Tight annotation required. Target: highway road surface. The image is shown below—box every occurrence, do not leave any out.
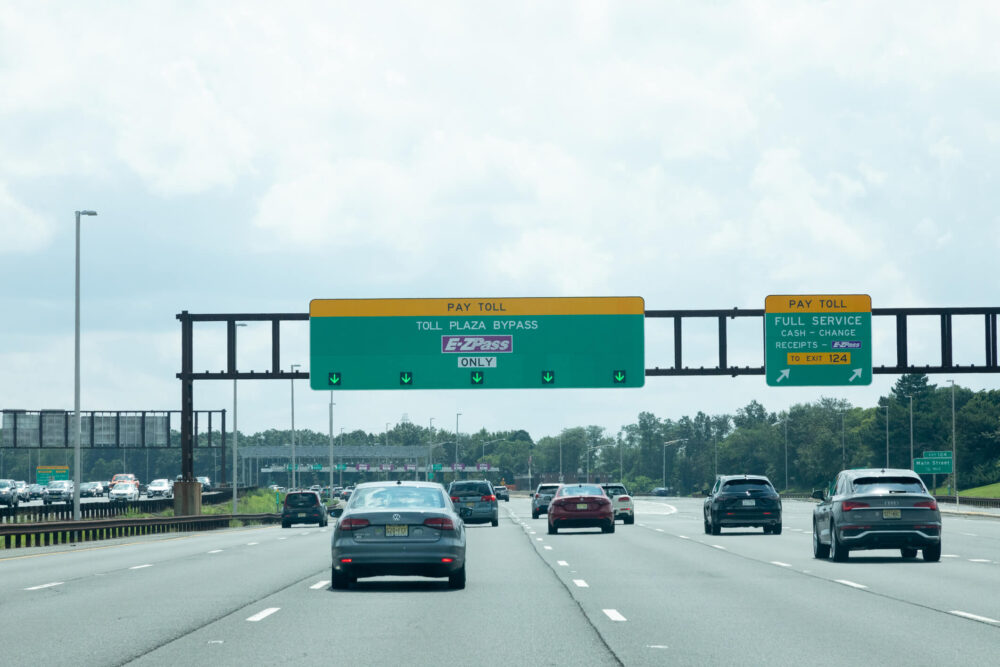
[2,497,998,666]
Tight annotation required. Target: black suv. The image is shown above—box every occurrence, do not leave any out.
[704,475,782,535]
[281,491,329,528]
[0,479,19,509]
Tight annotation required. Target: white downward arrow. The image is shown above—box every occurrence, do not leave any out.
[776,369,790,383]
[849,368,862,382]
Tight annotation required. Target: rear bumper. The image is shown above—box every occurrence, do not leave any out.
[840,526,941,550]
[717,510,782,527]
[332,543,465,578]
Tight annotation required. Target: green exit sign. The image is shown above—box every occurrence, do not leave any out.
[765,294,872,387]
[309,297,645,390]
[914,457,952,474]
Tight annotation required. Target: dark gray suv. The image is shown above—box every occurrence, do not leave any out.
[448,480,499,526]
[812,468,942,562]
[0,479,19,508]
[531,483,560,519]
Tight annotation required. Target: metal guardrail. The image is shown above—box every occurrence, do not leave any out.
[0,488,256,524]
[935,495,1000,509]
[0,512,281,549]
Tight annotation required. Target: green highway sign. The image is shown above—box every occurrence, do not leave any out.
[914,457,953,474]
[311,464,323,471]
[765,294,872,387]
[923,450,952,459]
[309,297,645,390]
[36,465,69,486]
[432,464,443,471]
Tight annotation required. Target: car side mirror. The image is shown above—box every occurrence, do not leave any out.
[702,489,710,496]
[811,489,825,501]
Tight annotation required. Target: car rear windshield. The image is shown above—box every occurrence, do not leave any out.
[285,493,319,508]
[852,477,925,494]
[558,484,604,497]
[603,485,628,496]
[450,482,492,496]
[721,480,774,493]
[352,486,446,509]
[537,485,559,494]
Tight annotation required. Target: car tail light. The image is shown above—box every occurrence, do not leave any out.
[423,517,455,531]
[914,500,938,510]
[340,558,353,563]
[619,496,631,502]
[339,518,370,531]
[481,495,496,502]
[841,501,870,511]
[441,558,454,563]
[450,496,460,503]
[534,493,540,499]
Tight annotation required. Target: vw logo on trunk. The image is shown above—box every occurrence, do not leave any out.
[392,513,401,521]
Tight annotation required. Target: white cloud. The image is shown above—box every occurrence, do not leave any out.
[0,183,53,253]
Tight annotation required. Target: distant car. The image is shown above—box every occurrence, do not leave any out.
[79,481,100,498]
[494,485,510,502]
[341,487,354,501]
[197,476,212,492]
[90,481,105,496]
[109,483,139,503]
[812,468,942,562]
[110,474,139,492]
[601,483,635,524]
[43,480,74,505]
[282,491,328,528]
[704,475,782,535]
[147,479,173,498]
[531,483,560,518]
[0,479,19,508]
[547,483,614,534]
[651,487,670,497]
[447,480,499,526]
[29,483,45,499]
[331,480,466,590]
[15,480,29,501]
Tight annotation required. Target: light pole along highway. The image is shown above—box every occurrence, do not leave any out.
[73,209,97,522]
[662,439,686,490]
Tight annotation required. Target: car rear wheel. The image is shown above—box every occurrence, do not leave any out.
[491,516,499,527]
[923,544,941,562]
[703,514,710,534]
[547,521,557,535]
[624,515,634,525]
[812,520,829,559]
[900,547,918,559]
[331,568,351,590]
[448,564,466,590]
[763,525,771,534]
[602,520,615,534]
[710,512,721,535]
[772,523,782,535]
[531,509,539,519]
[830,521,849,561]
[281,522,290,529]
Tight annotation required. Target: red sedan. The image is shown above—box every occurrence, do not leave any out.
[547,484,615,534]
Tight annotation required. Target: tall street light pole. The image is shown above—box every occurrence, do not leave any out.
[290,363,301,489]
[455,412,462,469]
[948,379,957,508]
[773,418,788,491]
[885,403,890,468]
[662,439,686,489]
[427,418,435,481]
[906,395,913,470]
[73,209,97,522]
[559,433,563,483]
[841,411,846,470]
[328,395,335,490]
[233,322,246,514]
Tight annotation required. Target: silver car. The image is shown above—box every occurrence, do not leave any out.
[812,468,942,562]
[331,481,466,589]
[531,483,560,518]
[43,480,73,504]
[447,479,499,526]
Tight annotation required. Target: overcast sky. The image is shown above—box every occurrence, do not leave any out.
[2,1,998,444]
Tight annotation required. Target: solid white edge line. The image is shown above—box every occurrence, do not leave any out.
[246,607,281,622]
[950,610,999,624]
[603,609,627,621]
[573,579,589,588]
[129,564,153,570]
[310,581,331,590]
[25,582,63,590]
[835,579,868,589]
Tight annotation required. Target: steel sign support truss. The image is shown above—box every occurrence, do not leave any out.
[176,307,1000,479]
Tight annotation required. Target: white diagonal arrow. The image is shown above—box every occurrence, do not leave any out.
[776,369,790,383]
[849,368,862,382]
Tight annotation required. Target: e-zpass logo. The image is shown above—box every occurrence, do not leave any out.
[831,341,862,349]
[441,335,513,353]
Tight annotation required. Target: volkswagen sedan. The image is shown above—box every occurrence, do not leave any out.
[547,483,614,534]
[331,481,466,589]
[812,468,942,562]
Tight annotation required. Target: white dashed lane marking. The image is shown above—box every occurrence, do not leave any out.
[712,545,726,550]
[310,581,330,590]
[968,559,991,563]
[603,609,627,622]
[129,564,153,570]
[950,610,998,624]
[544,546,553,550]
[208,550,223,554]
[25,582,63,591]
[771,561,791,567]
[246,608,280,622]
[836,579,868,590]
[557,561,569,567]
[573,579,589,588]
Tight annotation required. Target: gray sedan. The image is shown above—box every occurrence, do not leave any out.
[812,468,942,562]
[331,481,466,589]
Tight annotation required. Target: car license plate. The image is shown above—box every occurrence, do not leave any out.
[385,525,408,537]
[742,499,755,506]
[883,509,901,519]
[298,512,306,517]
[465,502,475,508]
[576,503,589,510]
